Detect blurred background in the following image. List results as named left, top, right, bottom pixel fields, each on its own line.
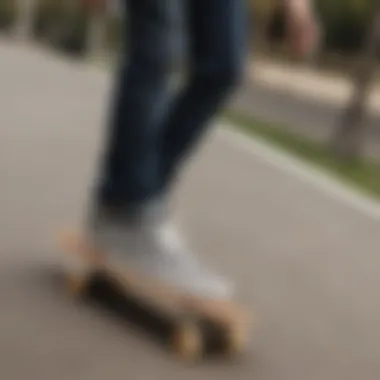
left=2, top=0, right=380, bottom=172
left=1, top=1, right=380, bottom=379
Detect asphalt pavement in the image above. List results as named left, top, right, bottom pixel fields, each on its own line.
left=1, top=39, right=380, bottom=380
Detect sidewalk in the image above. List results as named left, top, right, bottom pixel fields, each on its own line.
left=1, top=40, right=380, bottom=380
left=251, top=58, right=380, bottom=116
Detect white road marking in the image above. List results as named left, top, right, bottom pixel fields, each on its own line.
left=219, top=124, right=380, bottom=222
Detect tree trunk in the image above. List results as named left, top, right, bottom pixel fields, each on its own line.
left=14, top=0, right=37, bottom=40
left=85, top=0, right=109, bottom=60
left=86, top=9, right=107, bottom=59
left=252, top=0, right=277, bottom=53
left=330, top=1, right=380, bottom=161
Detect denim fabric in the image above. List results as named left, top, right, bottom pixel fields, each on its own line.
left=97, top=0, right=247, bottom=208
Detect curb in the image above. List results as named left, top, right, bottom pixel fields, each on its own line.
left=250, top=60, right=380, bottom=116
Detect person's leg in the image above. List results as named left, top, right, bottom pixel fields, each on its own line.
left=88, top=0, right=243, bottom=300
left=125, top=0, right=245, bottom=299
left=96, top=0, right=178, bottom=212
left=160, top=0, right=247, bottom=190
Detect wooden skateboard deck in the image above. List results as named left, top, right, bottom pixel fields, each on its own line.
left=58, top=230, right=250, bottom=361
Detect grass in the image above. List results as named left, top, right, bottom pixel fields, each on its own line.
left=225, top=110, right=380, bottom=200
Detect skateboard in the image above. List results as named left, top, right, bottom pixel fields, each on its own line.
left=58, top=230, right=251, bottom=361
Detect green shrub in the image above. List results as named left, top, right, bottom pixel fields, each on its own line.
left=0, top=0, right=16, bottom=31
left=7, top=0, right=376, bottom=58
left=105, top=16, right=123, bottom=52
left=33, top=0, right=90, bottom=55
left=33, top=0, right=64, bottom=38
left=257, top=0, right=374, bottom=55
left=316, top=0, right=372, bottom=54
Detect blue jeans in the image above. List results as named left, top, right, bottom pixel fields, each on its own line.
left=97, top=0, right=247, bottom=208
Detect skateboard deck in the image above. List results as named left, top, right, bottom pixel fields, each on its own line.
left=58, top=230, right=250, bottom=361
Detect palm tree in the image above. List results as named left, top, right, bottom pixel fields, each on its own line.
left=331, top=0, right=380, bottom=161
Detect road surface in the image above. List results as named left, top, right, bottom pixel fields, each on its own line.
left=1, top=39, right=380, bottom=380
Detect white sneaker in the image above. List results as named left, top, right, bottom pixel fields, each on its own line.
left=88, top=203, right=234, bottom=300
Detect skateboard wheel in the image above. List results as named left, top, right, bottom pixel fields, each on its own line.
left=200, top=319, right=247, bottom=357
left=172, top=321, right=203, bottom=361
left=66, top=273, right=88, bottom=298
left=223, top=324, right=247, bottom=357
